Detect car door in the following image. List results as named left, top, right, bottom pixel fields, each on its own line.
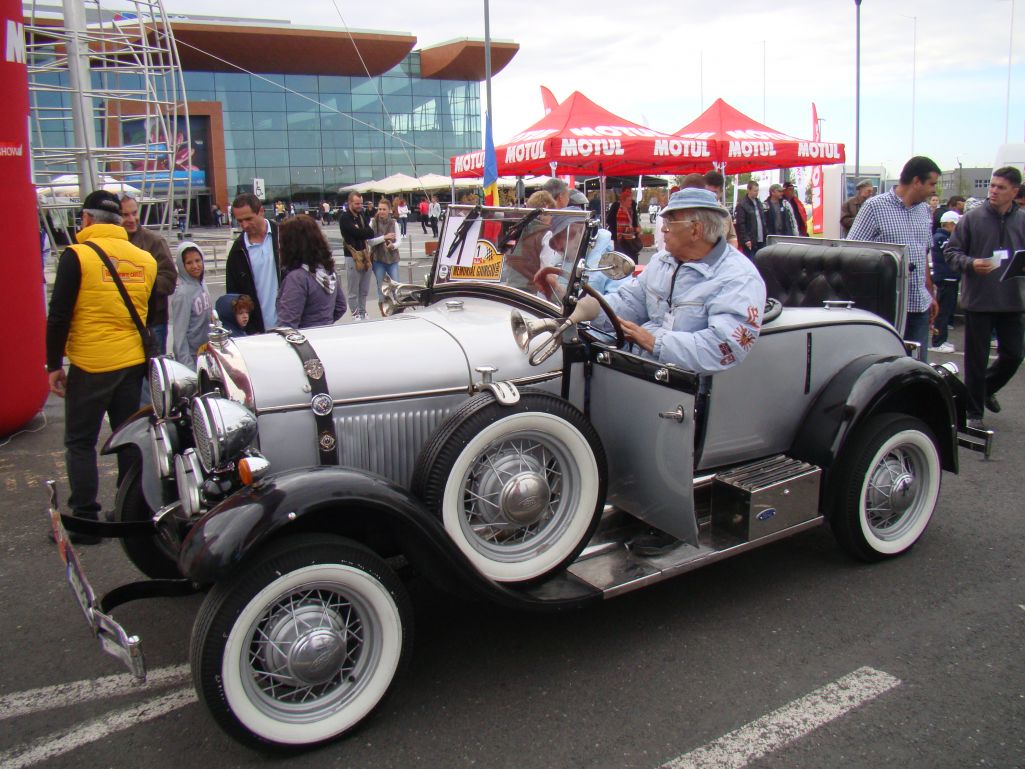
left=585, top=347, right=699, bottom=544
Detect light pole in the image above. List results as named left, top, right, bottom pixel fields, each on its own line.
left=898, top=14, right=917, bottom=154
left=855, top=0, right=862, bottom=177
left=1006, top=0, right=1017, bottom=143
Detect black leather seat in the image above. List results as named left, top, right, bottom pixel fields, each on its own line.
left=754, top=243, right=901, bottom=326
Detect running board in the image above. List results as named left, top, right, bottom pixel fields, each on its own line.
left=567, top=517, right=825, bottom=599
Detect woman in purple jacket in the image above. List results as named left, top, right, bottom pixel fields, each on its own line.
left=275, top=214, right=347, bottom=328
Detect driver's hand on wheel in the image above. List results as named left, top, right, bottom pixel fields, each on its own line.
left=620, top=319, right=654, bottom=353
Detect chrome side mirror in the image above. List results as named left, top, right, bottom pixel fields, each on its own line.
left=593, top=251, right=636, bottom=281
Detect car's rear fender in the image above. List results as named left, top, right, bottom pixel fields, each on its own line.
left=177, top=466, right=599, bottom=610
left=791, top=354, right=958, bottom=476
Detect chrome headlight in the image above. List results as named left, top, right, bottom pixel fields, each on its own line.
left=174, top=449, right=204, bottom=517
left=150, top=357, right=199, bottom=419
left=191, top=393, right=257, bottom=472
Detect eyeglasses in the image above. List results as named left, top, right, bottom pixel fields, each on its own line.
left=661, top=218, right=697, bottom=231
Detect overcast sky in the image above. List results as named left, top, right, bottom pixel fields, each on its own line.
left=163, top=0, right=1023, bottom=177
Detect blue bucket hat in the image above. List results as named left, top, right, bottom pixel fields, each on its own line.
left=659, top=187, right=729, bottom=219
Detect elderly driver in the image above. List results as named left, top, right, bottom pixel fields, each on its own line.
left=593, top=188, right=766, bottom=374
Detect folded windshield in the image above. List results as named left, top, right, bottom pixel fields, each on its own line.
left=433, top=205, right=590, bottom=306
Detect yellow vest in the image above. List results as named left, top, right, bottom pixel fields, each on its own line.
left=66, top=224, right=157, bottom=373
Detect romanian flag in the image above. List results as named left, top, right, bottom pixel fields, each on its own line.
left=483, top=111, right=499, bottom=206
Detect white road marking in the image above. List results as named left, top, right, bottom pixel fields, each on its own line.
left=0, top=687, right=196, bottom=769
left=0, top=664, right=189, bottom=721
left=660, top=667, right=901, bottom=769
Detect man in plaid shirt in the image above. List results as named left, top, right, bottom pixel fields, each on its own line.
left=847, top=156, right=941, bottom=362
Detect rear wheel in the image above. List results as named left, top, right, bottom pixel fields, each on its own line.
left=829, top=413, right=941, bottom=562
left=190, top=535, right=412, bottom=750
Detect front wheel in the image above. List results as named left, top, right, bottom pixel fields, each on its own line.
left=114, top=459, right=181, bottom=578
left=190, top=535, right=412, bottom=750
left=829, top=413, right=941, bottom=562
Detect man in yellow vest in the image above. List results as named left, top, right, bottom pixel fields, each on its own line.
left=46, top=190, right=157, bottom=543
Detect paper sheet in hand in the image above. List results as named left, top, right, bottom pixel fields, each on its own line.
left=437, top=213, right=481, bottom=267
left=999, top=250, right=1025, bottom=281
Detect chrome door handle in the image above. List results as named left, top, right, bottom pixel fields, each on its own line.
left=658, top=405, right=686, bottom=422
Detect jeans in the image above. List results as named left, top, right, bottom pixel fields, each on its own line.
left=429, top=216, right=438, bottom=237
left=963, top=311, right=1024, bottom=418
left=345, top=256, right=371, bottom=316
left=904, top=310, right=931, bottom=363
left=65, top=363, right=146, bottom=517
left=931, top=281, right=959, bottom=346
left=372, top=260, right=400, bottom=301
left=398, top=217, right=407, bottom=236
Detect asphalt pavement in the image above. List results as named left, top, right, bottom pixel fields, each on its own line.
left=9, top=241, right=1025, bottom=768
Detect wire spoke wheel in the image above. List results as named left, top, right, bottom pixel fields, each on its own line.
left=191, top=536, right=411, bottom=749
left=413, top=392, right=606, bottom=583
left=831, top=413, right=941, bottom=562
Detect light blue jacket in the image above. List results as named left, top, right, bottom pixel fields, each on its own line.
left=595, top=238, right=766, bottom=374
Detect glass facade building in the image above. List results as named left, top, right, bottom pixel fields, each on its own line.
left=182, top=55, right=481, bottom=202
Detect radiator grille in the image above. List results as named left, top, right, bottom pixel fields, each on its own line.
left=336, top=407, right=453, bottom=486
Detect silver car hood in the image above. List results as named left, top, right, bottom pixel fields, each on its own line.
left=214, top=297, right=560, bottom=412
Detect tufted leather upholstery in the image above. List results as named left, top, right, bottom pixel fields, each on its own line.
left=754, top=243, right=901, bottom=326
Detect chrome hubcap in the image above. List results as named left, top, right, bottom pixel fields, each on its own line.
left=248, top=588, right=363, bottom=702
left=462, top=435, right=566, bottom=549
left=866, top=450, right=920, bottom=532
left=498, top=471, right=551, bottom=525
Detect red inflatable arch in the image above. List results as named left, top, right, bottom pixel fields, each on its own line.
left=1, top=0, right=49, bottom=436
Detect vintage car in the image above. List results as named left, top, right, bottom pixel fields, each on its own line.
left=47, top=205, right=990, bottom=750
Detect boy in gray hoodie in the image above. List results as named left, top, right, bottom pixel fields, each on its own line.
left=170, top=241, right=213, bottom=369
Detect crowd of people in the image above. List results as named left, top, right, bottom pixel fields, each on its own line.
left=41, top=161, right=1025, bottom=546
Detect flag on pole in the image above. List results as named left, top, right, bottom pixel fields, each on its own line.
left=540, top=85, right=559, bottom=115
left=483, top=111, right=499, bottom=206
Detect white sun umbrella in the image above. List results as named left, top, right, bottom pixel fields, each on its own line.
left=36, top=174, right=142, bottom=204
left=340, top=179, right=377, bottom=194
left=416, top=173, right=454, bottom=190
left=367, top=173, right=422, bottom=195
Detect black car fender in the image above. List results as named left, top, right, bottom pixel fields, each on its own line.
left=177, top=466, right=603, bottom=610
left=101, top=407, right=170, bottom=511
left=790, top=354, right=958, bottom=477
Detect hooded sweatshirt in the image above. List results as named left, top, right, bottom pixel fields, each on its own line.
left=276, top=263, right=347, bottom=328
left=170, top=241, right=213, bottom=369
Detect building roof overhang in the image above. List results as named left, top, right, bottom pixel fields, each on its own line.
left=418, top=38, right=519, bottom=80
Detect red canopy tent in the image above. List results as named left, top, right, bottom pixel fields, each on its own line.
left=450, top=91, right=712, bottom=179
left=673, top=98, right=845, bottom=174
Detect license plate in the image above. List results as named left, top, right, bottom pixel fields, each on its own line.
left=46, top=481, right=147, bottom=680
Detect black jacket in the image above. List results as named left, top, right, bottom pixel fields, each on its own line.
left=338, top=207, right=374, bottom=251
left=734, top=196, right=767, bottom=247
left=945, top=202, right=1025, bottom=312
left=225, top=219, right=280, bottom=334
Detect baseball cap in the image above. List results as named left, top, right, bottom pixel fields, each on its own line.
left=782, top=181, right=796, bottom=189
left=939, top=210, right=961, bottom=224
left=81, top=189, right=122, bottom=215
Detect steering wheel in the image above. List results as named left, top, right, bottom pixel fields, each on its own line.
left=581, top=283, right=626, bottom=349
left=763, top=297, right=783, bottom=324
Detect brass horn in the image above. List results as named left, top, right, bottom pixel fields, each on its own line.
left=510, top=297, right=602, bottom=366
left=380, top=275, right=422, bottom=316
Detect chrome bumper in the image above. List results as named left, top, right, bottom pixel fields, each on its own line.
left=45, top=481, right=147, bottom=681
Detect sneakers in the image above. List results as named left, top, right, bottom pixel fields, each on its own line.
left=985, top=394, right=1001, bottom=413
left=928, top=342, right=955, bottom=353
